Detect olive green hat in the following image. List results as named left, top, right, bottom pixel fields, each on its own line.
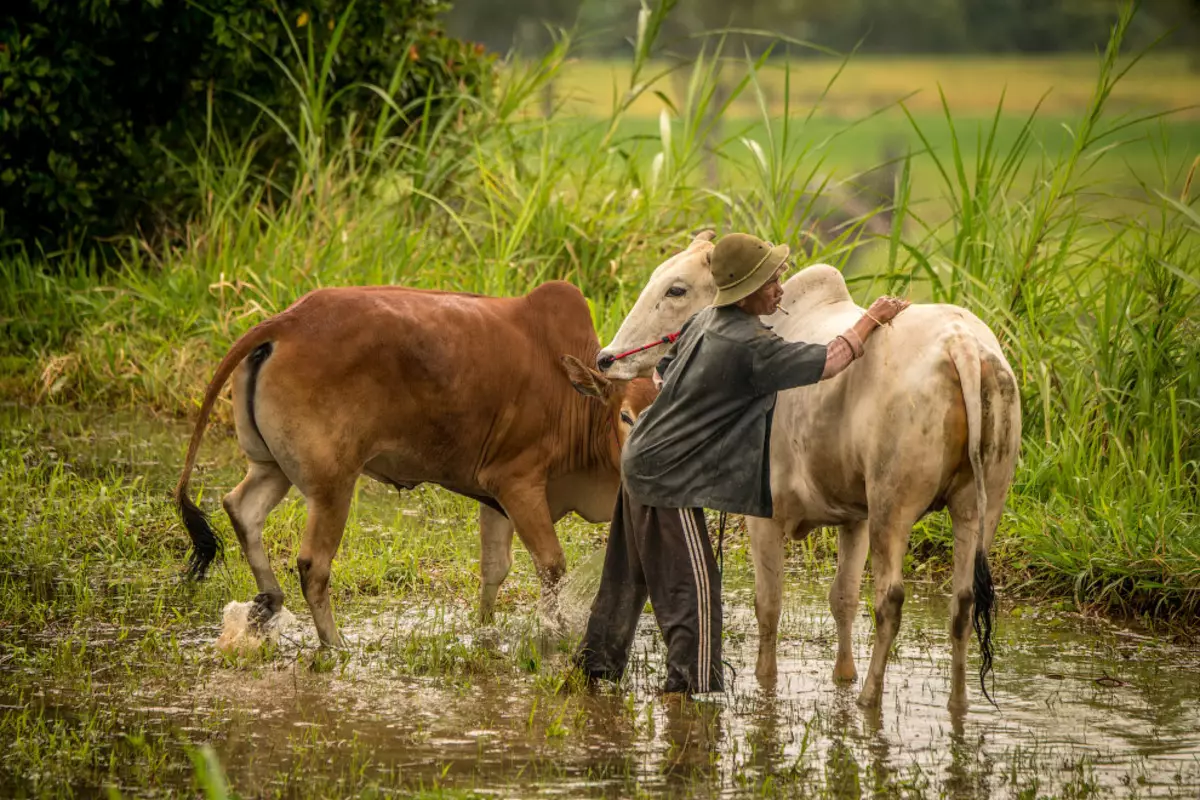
left=708, top=233, right=790, bottom=307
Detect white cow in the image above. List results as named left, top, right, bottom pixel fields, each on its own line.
left=599, top=235, right=1021, bottom=711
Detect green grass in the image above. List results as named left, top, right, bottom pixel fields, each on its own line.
left=2, top=5, right=1195, bottom=622
left=0, top=20, right=1198, bottom=800
left=594, top=113, right=1200, bottom=201
left=5, top=407, right=1199, bottom=798
left=0, top=403, right=609, bottom=797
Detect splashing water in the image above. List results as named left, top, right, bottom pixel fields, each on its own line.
left=554, top=548, right=607, bottom=637
left=215, top=600, right=298, bottom=655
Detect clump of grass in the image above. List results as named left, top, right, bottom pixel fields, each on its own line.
left=873, top=4, right=1198, bottom=619
left=0, top=0, right=1195, bottom=627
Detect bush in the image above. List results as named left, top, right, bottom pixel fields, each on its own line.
left=0, top=0, right=492, bottom=257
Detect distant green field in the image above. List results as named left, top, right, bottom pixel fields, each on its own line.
left=549, top=53, right=1199, bottom=119
left=597, top=113, right=1200, bottom=179
left=506, top=54, right=1200, bottom=215
left=542, top=112, right=1199, bottom=227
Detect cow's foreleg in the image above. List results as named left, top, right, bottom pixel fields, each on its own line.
left=297, top=483, right=354, bottom=648
left=479, top=503, right=515, bottom=624
left=495, top=483, right=566, bottom=617
left=858, top=511, right=915, bottom=708
left=223, top=461, right=292, bottom=621
left=830, top=520, right=869, bottom=682
left=747, top=516, right=786, bottom=682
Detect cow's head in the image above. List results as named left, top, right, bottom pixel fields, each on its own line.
left=596, top=230, right=717, bottom=380
left=561, top=355, right=658, bottom=446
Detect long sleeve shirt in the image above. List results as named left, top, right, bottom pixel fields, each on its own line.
left=621, top=305, right=834, bottom=517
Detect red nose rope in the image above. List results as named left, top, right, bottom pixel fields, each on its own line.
left=597, top=331, right=681, bottom=370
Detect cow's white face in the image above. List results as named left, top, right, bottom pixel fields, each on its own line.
left=598, top=232, right=717, bottom=380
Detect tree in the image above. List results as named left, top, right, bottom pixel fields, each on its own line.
left=0, top=0, right=491, bottom=254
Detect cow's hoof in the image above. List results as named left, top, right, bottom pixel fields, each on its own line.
left=248, top=591, right=282, bottom=629
left=535, top=607, right=563, bottom=637
left=474, top=625, right=503, bottom=650
left=856, top=687, right=881, bottom=708
left=754, top=665, right=778, bottom=684
left=317, top=632, right=349, bottom=650
left=947, top=687, right=971, bottom=715
left=755, top=648, right=778, bottom=680
left=832, top=660, right=857, bottom=683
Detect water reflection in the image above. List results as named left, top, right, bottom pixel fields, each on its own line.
left=7, top=564, right=1200, bottom=798
left=5, top=406, right=1200, bottom=798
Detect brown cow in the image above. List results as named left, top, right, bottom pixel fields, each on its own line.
left=174, top=281, right=657, bottom=646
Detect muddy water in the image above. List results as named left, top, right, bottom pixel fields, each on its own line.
left=169, top=589, right=1200, bottom=798
left=4, top=407, right=1200, bottom=797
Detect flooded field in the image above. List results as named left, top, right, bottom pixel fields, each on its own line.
left=2, top=406, right=1199, bottom=798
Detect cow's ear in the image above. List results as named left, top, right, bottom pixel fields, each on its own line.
left=561, top=355, right=611, bottom=400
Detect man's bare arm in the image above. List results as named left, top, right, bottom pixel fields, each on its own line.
left=820, top=296, right=910, bottom=380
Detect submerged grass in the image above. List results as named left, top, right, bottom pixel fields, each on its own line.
left=4, top=403, right=1200, bottom=799
left=0, top=0, right=1196, bottom=642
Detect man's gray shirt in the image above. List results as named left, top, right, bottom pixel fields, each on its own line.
left=621, top=305, right=827, bottom=518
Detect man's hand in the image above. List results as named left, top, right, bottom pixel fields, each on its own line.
left=866, top=295, right=910, bottom=326
left=850, top=296, right=911, bottom=344
left=653, top=370, right=664, bottom=390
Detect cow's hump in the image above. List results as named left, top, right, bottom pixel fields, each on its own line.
left=526, top=280, right=597, bottom=342
left=782, top=264, right=855, bottom=317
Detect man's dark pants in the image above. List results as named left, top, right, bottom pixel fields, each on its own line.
left=574, top=482, right=723, bottom=694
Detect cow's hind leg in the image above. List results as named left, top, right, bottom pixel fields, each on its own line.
left=223, top=461, right=292, bottom=621
left=946, top=507, right=980, bottom=712
left=946, top=484, right=1005, bottom=711
left=748, top=516, right=786, bottom=682
left=830, top=520, right=869, bottom=683
left=858, top=505, right=919, bottom=708
left=297, top=483, right=355, bottom=648
left=479, top=503, right=515, bottom=624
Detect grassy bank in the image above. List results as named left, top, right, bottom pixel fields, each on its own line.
left=1, top=3, right=1197, bottom=626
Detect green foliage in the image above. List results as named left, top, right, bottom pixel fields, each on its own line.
left=878, top=5, right=1199, bottom=615
left=0, top=0, right=492, bottom=255
left=0, top=10, right=1198, bottom=797
left=0, top=1, right=1196, bottom=619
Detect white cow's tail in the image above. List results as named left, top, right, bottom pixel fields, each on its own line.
left=948, top=332, right=997, bottom=706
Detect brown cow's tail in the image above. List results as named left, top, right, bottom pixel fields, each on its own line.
left=175, top=318, right=280, bottom=580
left=948, top=331, right=997, bottom=706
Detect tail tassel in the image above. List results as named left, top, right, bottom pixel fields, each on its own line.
left=973, top=549, right=997, bottom=707
left=178, top=489, right=223, bottom=580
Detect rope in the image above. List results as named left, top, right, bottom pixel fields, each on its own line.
left=598, top=331, right=682, bottom=369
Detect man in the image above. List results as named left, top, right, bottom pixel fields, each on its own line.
left=574, top=232, right=910, bottom=695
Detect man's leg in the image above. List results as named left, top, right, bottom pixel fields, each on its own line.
left=574, top=485, right=649, bottom=681
left=639, top=506, right=724, bottom=694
